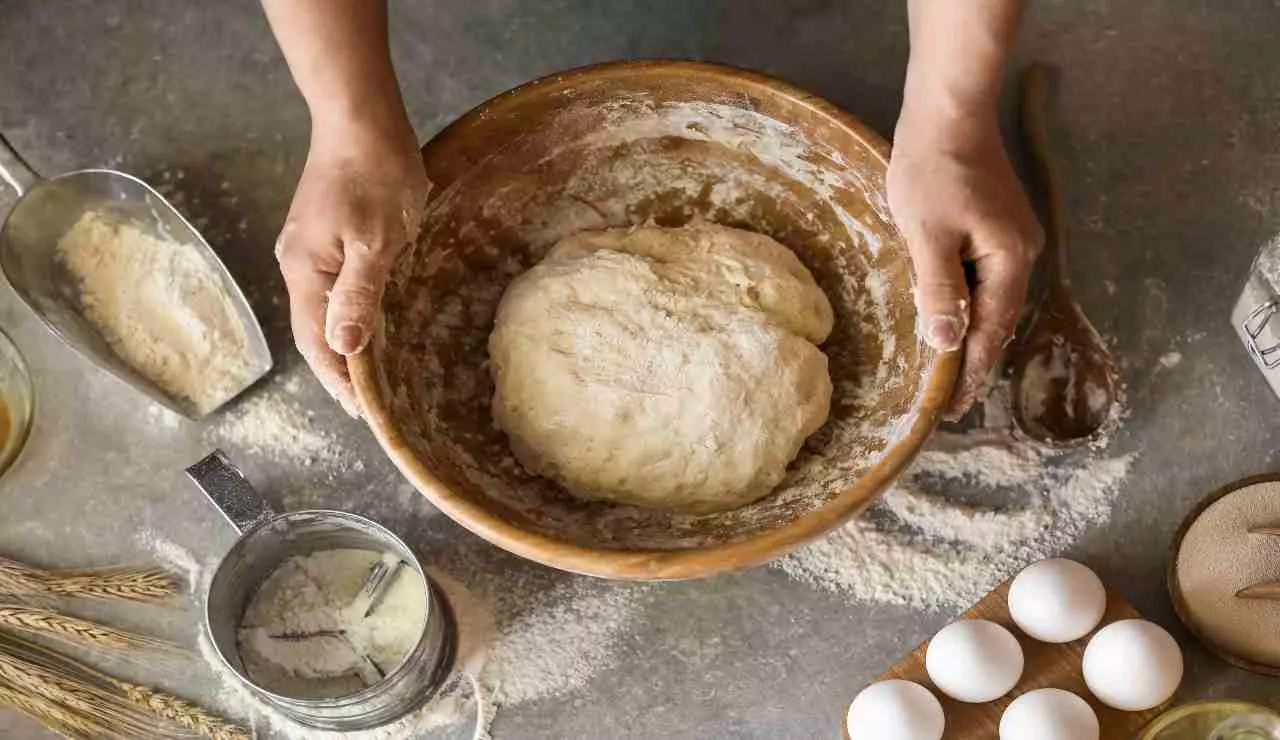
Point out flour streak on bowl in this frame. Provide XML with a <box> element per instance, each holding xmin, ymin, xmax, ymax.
<box><xmin>353</xmin><ymin>61</ymin><xmax>957</xmax><ymax>579</ymax></box>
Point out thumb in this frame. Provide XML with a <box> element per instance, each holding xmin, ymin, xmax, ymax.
<box><xmin>903</xmin><ymin>226</ymin><xmax>971</xmax><ymax>352</ymax></box>
<box><xmin>325</xmin><ymin>238</ymin><xmax>395</xmax><ymax>356</ymax></box>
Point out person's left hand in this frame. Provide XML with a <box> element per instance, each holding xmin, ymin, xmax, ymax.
<box><xmin>887</xmin><ymin>107</ymin><xmax>1043</xmax><ymax>420</ymax></box>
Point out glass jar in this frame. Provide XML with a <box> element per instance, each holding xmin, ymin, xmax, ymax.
<box><xmin>1235</xmin><ymin>237</ymin><xmax>1280</xmax><ymax>400</ymax></box>
<box><xmin>1140</xmin><ymin>701</ymin><xmax>1280</xmax><ymax>740</ymax></box>
<box><xmin>0</xmin><ymin>326</ymin><xmax>33</xmax><ymax>477</ymax></box>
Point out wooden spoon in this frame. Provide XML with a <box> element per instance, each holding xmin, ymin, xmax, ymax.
<box><xmin>1010</xmin><ymin>64</ymin><xmax>1118</xmax><ymax>443</ymax></box>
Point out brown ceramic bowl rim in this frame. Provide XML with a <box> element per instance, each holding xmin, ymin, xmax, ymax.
<box><xmin>350</xmin><ymin>59</ymin><xmax>960</xmax><ymax>580</ymax></box>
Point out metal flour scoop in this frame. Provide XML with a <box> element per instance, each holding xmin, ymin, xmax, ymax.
<box><xmin>0</xmin><ymin>133</ymin><xmax>271</xmax><ymax>418</ymax></box>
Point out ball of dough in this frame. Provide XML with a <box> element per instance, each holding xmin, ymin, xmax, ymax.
<box><xmin>999</xmin><ymin>689</ymin><xmax>1099</xmax><ymax>740</ymax></box>
<box><xmin>925</xmin><ymin>619</ymin><xmax>1024</xmax><ymax>703</ymax></box>
<box><xmin>1083</xmin><ymin>619</ymin><xmax>1183</xmax><ymax>711</ymax></box>
<box><xmin>488</xmin><ymin>222</ymin><xmax>834</xmax><ymax>514</ymax></box>
<box><xmin>846</xmin><ymin>680</ymin><xmax>945</xmax><ymax>740</ymax></box>
<box><xmin>1008</xmin><ymin>558</ymin><xmax>1107</xmax><ymax>643</ymax></box>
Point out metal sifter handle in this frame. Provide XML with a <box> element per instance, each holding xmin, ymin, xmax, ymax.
<box><xmin>185</xmin><ymin>449</ymin><xmax>275</xmax><ymax>533</ymax></box>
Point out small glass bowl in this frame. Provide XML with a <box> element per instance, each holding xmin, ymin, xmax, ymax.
<box><xmin>0</xmin><ymin>327</ymin><xmax>34</xmax><ymax>477</ymax></box>
<box><xmin>1140</xmin><ymin>701</ymin><xmax>1280</xmax><ymax>740</ymax></box>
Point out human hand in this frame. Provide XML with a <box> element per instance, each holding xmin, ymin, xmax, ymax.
<box><xmin>275</xmin><ymin>115</ymin><xmax>427</xmax><ymax>417</ymax></box>
<box><xmin>887</xmin><ymin>107</ymin><xmax>1043</xmax><ymax>420</ymax></box>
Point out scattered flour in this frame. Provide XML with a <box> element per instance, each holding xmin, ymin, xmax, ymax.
<box><xmin>776</xmin><ymin>382</ymin><xmax>1136</xmax><ymax>610</ymax></box>
<box><xmin>1157</xmin><ymin>351</ymin><xmax>1183</xmax><ymax>370</ymax></box>
<box><xmin>477</xmin><ymin>582</ymin><xmax>641</xmax><ymax>707</ymax></box>
<box><xmin>55</xmin><ymin>210</ymin><xmax>255</xmax><ymax>414</ymax></box>
<box><xmin>204</xmin><ymin>378</ymin><xmax>360</xmax><ymax>473</ymax></box>
<box><xmin>141</xmin><ymin>532</ymin><xmax>202</xmax><ymax>594</ymax></box>
<box><xmin>145</xmin><ymin>403</ymin><xmax>185</xmax><ymax>430</ymax></box>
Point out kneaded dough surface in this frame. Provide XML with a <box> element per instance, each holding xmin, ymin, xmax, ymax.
<box><xmin>488</xmin><ymin>222</ymin><xmax>834</xmax><ymax>514</ymax></box>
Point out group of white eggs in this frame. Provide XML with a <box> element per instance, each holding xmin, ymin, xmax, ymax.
<box><xmin>847</xmin><ymin>559</ymin><xmax>1185</xmax><ymax>740</ymax></box>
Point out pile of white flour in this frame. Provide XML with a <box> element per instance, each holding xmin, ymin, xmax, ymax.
<box><xmin>55</xmin><ymin>210</ymin><xmax>253</xmax><ymax>413</ymax></box>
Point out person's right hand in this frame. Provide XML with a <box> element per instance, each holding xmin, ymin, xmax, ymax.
<box><xmin>888</xmin><ymin>105</ymin><xmax>1043</xmax><ymax>420</ymax></box>
<box><xmin>275</xmin><ymin>115</ymin><xmax>428</xmax><ymax>417</ymax></box>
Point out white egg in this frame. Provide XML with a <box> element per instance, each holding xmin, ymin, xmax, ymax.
<box><xmin>846</xmin><ymin>680</ymin><xmax>945</xmax><ymax>740</ymax></box>
<box><xmin>925</xmin><ymin>619</ymin><xmax>1024</xmax><ymax>703</ymax></box>
<box><xmin>999</xmin><ymin>688</ymin><xmax>1100</xmax><ymax>740</ymax></box>
<box><xmin>1008</xmin><ymin>558</ymin><xmax>1107</xmax><ymax>643</ymax></box>
<box><xmin>1083</xmin><ymin>619</ymin><xmax>1183</xmax><ymax>711</ymax></box>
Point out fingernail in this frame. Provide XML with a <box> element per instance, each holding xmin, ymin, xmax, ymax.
<box><xmin>330</xmin><ymin>322</ymin><xmax>367</xmax><ymax>355</ymax></box>
<box><xmin>926</xmin><ymin>315</ymin><xmax>963</xmax><ymax>352</ymax></box>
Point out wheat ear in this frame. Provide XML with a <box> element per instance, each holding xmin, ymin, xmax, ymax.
<box><xmin>0</xmin><ymin>654</ymin><xmax>160</xmax><ymax>738</ymax></box>
<box><xmin>0</xmin><ymin>556</ymin><xmax>180</xmax><ymax>603</ymax></box>
<box><xmin>42</xmin><ymin>567</ymin><xmax>181</xmax><ymax>602</ymax></box>
<box><xmin>0</xmin><ymin>632</ymin><xmax>184</xmax><ymax>738</ymax></box>
<box><xmin>0</xmin><ymin>605</ymin><xmax>178</xmax><ymax>652</ymax></box>
<box><xmin>0</xmin><ymin>557</ymin><xmax>47</xmax><ymax>596</ymax></box>
<box><xmin>114</xmin><ymin>681</ymin><xmax>251</xmax><ymax>740</ymax></box>
<box><xmin>0</xmin><ymin>682</ymin><xmax>107</xmax><ymax>740</ymax></box>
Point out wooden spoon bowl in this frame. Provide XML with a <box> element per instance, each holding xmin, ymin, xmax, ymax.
<box><xmin>1011</xmin><ymin>65</ymin><xmax>1118</xmax><ymax>444</ymax></box>
<box><xmin>349</xmin><ymin>60</ymin><xmax>958</xmax><ymax>580</ymax></box>
<box><xmin>1010</xmin><ymin>296</ymin><xmax>1118</xmax><ymax>443</ymax></box>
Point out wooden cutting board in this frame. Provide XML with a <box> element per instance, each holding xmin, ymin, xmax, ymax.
<box><xmin>844</xmin><ymin>579</ymin><xmax>1169</xmax><ymax>739</ymax></box>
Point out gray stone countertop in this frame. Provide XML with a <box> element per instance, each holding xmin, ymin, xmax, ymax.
<box><xmin>2</xmin><ymin>1</ymin><xmax>1279</xmax><ymax>737</ymax></box>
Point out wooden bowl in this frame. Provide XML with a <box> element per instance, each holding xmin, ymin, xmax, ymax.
<box><xmin>350</xmin><ymin>60</ymin><xmax>958</xmax><ymax>580</ymax></box>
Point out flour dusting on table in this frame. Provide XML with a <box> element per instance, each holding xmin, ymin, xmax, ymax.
<box><xmin>776</xmin><ymin>383</ymin><xmax>1136</xmax><ymax>609</ymax></box>
<box><xmin>204</xmin><ymin>373</ymin><xmax>361</xmax><ymax>475</ymax></box>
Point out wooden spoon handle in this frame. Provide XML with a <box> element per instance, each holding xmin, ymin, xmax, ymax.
<box><xmin>1020</xmin><ymin>64</ymin><xmax>1069</xmax><ymax>290</ymax></box>
<box><xmin>1248</xmin><ymin>526</ymin><xmax>1280</xmax><ymax>537</ymax></box>
<box><xmin>1237</xmin><ymin>580</ymin><xmax>1280</xmax><ymax>600</ymax></box>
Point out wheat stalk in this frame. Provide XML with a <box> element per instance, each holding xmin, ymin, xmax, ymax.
<box><xmin>42</xmin><ymin>568</ymin><xmax>180</xmax><ymax>602</ymax></box>
<box><xmin>0</xmin><ymin>557</ymin><xmax>48</xmax><ymax>596</ymax></box>
<box><xmin>0</xmin><ymin>683</ymin><xmax>107</xmax><ymax>740</ymax></box>
<box><xmin>0</xmin><ymin>652</ymin><xmax>158</xmax><ymax>738</ymax></box>
<box><xmin>0</xmin><ymin>556</ymin><xmax>180</xmax><ymax>603</ymax></box>
<box><xmin>0</xmin><ymin>605</ymin><xmax>178</xmax><ymax>653</ymax></box>
<box><xmin>0</xmin><ymin>631</ymin><xmax>248</xmax><ymax>739</ymax></box>
<box><xmin>0</xmin><ymin>632</ymin><xmax>189</xmax><ymax>739</ymax></box>
<box><xmin>115</xmin><ymin>681</ymin><xmax>251</xmax><ymax>740</ymax></box>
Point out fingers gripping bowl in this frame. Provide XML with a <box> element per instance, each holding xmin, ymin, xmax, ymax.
<box><xmin>349</xmin><ymin>61</ymin><xmax>959</xmax><ymax>580</ymax></box>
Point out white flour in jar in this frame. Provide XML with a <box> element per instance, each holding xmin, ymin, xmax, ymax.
<box><xmin>55</xmin><ymin>211</ymin><xmax>254</xmax><ymax>413</ymax></box>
